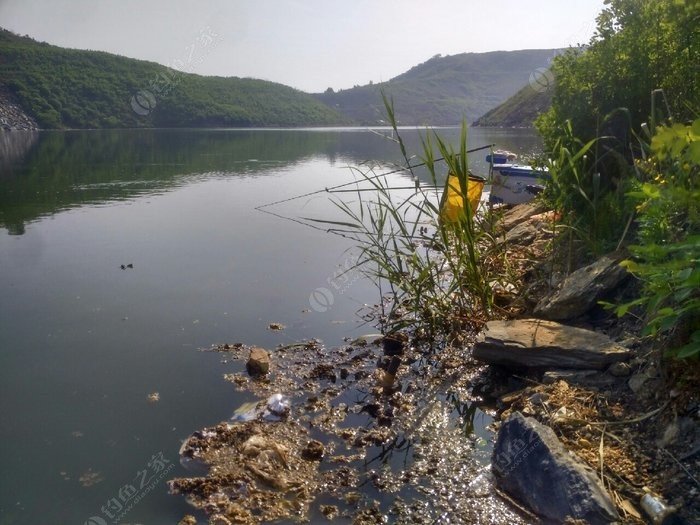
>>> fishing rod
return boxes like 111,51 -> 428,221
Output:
254,143 -> 494,210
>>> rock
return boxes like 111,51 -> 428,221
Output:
503,220 -> 539,245
178,516 -> 197,525
528,392 -> 548,405
492,412 -> 618,524
301,439 -> 324,461
628,366 -> 658,393
534,252 -> 628,320
246,347 -> 270,376
0,86 -> 39,130
657,418 -> 681,448
608,361 -> 632,377
473,319 -> 631,370
543,369 -> 618,389
499,202 -> 546,231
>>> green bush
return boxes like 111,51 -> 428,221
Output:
616,118 -> 700,358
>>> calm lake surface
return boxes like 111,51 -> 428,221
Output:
0,127 -> 541,524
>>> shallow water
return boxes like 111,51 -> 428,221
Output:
0,127 -> 540,524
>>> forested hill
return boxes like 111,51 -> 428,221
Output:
313,49 -> 559,125
0,29 -> 348,129
472,79 -> 554,127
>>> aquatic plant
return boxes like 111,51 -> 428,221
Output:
321,95 -> 504,337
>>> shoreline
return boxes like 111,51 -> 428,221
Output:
169,202 -> 698,524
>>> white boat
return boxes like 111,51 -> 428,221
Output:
485,151 -> 549,205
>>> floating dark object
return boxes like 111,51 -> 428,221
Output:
120,264 -> 126,270
127,263 -> 134,269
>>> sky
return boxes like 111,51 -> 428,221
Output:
0,0 -> 606,93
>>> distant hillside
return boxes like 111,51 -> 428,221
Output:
0,29 -> 347,129
313,49 -> 559,125
472,79 -> 554,127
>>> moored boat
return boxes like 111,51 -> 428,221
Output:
486,151 -> 549,205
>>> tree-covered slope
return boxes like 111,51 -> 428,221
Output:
0,29 -> 348,129
472,79 -> 554,127
313,49 -> 559,125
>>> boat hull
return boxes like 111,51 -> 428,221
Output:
488,165 -> 549,205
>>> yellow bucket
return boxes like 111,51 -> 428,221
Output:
439,172 -> 485,223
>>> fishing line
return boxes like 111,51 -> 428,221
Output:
253,143 -> 494,211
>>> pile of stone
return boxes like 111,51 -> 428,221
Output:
474,203 -> 640,523
0,85 -> 39,130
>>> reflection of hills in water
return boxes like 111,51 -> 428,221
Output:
0,128 -> 542,235
0,130 -> 39,175
0,129 -> 409,235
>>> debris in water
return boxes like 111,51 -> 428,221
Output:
173,338 -> 529,524
148,392 -> 160,403
268,322 -> 285,330
79,469 -> 103,487
301,440 -> 324,461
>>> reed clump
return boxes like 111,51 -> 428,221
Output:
326,97 -> 518,337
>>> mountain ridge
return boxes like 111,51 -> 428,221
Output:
1,28 -> 560,129
313,49 -> 560,125
0,28 -> 348,129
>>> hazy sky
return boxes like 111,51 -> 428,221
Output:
0,0 -> 606,93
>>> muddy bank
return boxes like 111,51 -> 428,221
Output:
170,337 -> 531,524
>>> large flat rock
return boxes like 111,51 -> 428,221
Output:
534,252 -> 629,320
473,319 -> 631,369
493,412 -> 618,523
499,202 -> 546,231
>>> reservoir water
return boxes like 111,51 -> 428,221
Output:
0,127 -> 541,524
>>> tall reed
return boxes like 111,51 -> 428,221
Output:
324,96 -> 498,337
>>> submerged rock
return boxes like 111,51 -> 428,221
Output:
473,319 -> 631,370
492,412 -> 618,524
534,252 -> 629,320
